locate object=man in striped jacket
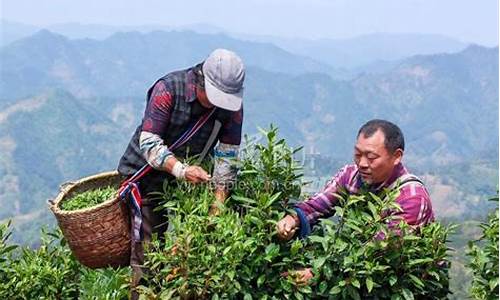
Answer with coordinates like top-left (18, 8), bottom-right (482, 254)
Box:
top-left (277, 119), bottom-right (435, 282)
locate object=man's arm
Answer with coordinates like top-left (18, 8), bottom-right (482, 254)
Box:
top-left (139, 80), bottom-right (209, 182)
top-left (210, 107), bottom-right (243, 209)
top-left (277, 165), bottom-right (355, 240)
top-left (212, 143), bottom-right (240, 200)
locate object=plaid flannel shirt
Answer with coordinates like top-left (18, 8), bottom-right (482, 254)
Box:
top-left (294, 163), bottom-right (435, 237)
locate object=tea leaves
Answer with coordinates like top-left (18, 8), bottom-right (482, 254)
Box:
top-left (60, 186), bottom-right (117, 211)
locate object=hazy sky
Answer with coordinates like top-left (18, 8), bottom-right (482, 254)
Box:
top-left (2, 0), bottom-right (498, 46)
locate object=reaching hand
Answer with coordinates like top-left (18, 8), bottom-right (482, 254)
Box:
top-left (184, 166), bottom-right (211, 183)
top-left (276, 214), bottom-right (299, 241)
top-left (281, 268), bottom-right (314, 285)
top-left (209, 188), bottom-right (228, 216)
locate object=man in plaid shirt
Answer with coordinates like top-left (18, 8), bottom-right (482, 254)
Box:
top-left (277, 119), bottom-right (435, 283)
top-left (118, 49), bottom-right (245, 299)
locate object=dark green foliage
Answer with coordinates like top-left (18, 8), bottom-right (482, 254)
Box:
top-left (0, 222), bottom-right (129, 299)
top-left (235, 125), bottom-right (303, 202)
top-left (467, 195), bottom-right (499, 300)
top-left (60, 185), bottom-right (117, 211)
top-left (0, 221), bottom-right (18, 286)
top-left (78, 267), bottom-right (130, 300)
top-left (0, 227), bottom-right (81, 299)
top-left (307, 189), bottom-right (454, 299)
top-left (139, 185), bottom-right (251, 299)
top-left (446, 220), bottom-right (481, 299)
top-left (139, 127), bottom-right (308, 299)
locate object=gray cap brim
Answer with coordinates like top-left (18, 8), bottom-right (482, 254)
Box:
top-left (204, 78), bottom-right (243, 111)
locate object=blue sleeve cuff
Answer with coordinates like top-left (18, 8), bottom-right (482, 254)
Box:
top-left (294, 208), bottom-right (311, 238)
top-left (214, 148), bottom-right (237, 158)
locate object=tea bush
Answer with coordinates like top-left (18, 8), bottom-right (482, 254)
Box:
top-left (0, 222), bottom-right (129, 299)
top-left (138, 126), bottom-right (453, 299)
top-left (0, 221), bottom-right (18, 293)
top-left (467, 195), bottom-right (499, 300)
top-left (0, 226), bottom-right (81, 299)
top-left (78, 267), bottom-right (130, 300)
top-left (305, 189), bottom-right (453, 300)
top-left (139, 127), bottom-right (309, 299)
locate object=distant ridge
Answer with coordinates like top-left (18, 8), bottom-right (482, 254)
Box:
top-left (239, 32), bottom-right (470, 68)
top-left (0, 29), bottom-right (337, 100)
top-left (2, 19), bottom-right (479, 70)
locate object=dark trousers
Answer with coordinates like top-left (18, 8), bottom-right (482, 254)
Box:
top-left (129, 175), bottom-right (171, 299)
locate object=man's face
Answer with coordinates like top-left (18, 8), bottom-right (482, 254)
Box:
top-left (354, 129), bottom-right (402, 185)
top-left (196, 85), bottom-right (214, 109)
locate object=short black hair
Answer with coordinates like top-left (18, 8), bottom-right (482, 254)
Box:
top-left (357, 119), bottom-right (405, 153)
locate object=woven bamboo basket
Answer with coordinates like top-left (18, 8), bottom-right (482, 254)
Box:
top-left (49, 171), bottom-right (131, 269)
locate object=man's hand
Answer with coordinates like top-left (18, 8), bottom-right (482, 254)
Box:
top-left (276, 214), bottom-right (300, 241)
top-left (166, 157), bottom-right (210, 183)
top-left (209, 188), bottom-right (228, 216)
top-left (281, 268), bottom-right (314, 285)
top-left (184, 166), bottom-right (211, 183)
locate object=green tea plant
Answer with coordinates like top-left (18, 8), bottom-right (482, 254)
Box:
top-left (0, 221), bottom-right (17, 290)
top-left (0, 226), bottom-right (81, 299)
top-left (78, 267), bottom-right (130, 300)
top-left (229, 126), bottom-right (310, 299)
top-left (61, 185), bottom-right (117, 211)
top-left (306, 187), bottom-right (454, 300)
top-left (138, 126), bottom-right (310, 299)
top-left (467, 194), bottom-right (499, 300)
top-left (138, 184), bottom-right (249, 299)
top-left (0, 221), bottom-right (129, 299)
top-left (235, 125), bottom-right (303, 202)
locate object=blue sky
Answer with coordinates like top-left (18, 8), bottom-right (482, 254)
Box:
top-left (2, 0), bottom-right (498, 46)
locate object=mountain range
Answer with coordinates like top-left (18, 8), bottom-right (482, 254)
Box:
top-left (0, 29), bottom-right (497, 244)
top-left (2, 19), bottom-right (472, 69)
top-left (235, 32), bottom-right (469, 68)
top-left (0, 29), bottom-right (337, 102)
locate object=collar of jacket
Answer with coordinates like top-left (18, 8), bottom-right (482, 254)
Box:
top-left (184, 69), bottom-right (198, 103)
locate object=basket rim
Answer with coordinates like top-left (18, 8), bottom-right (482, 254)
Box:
top-left (49, 170), bottom-right (123, 216)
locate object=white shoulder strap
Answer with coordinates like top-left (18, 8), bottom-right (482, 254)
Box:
top-left (388, 174), bottom-right (424, 191)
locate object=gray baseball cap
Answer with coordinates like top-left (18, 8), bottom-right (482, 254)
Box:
top-left (202, 49), bottom-right (245, 111)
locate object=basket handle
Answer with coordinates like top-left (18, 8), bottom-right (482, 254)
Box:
top-left (60, 181), bottom-right (75, 192)
top-left (47, 198), bottom-right (59, 211)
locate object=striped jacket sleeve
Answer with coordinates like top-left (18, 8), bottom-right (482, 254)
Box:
top-left (294, 165), bottom-right (353, 237)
